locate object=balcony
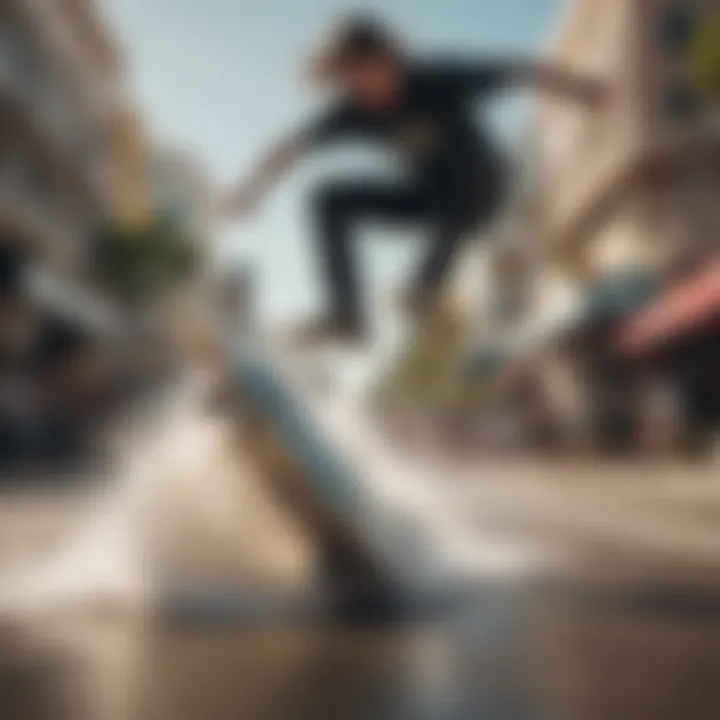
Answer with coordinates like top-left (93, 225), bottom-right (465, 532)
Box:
top-left (20, 0), bottom-right (118, 109)
top-left (0, 18), bottom-right (115, 213)
top-left (0, 173), bottom-right (54, 248)
top-left (0, 165), bottom-right (99, 277)
top-left (26, 263), bottom-right (118, 333)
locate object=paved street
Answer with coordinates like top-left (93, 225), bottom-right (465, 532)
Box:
top-left (1, 457), bottom-right (720, 719)
top-left (452, 461), bottom-right (720, 595)
top-left (1, 457), bottom-right (719, 601)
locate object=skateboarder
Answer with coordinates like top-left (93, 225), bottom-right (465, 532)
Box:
top-left (222, 15), bottom-right (607, 344)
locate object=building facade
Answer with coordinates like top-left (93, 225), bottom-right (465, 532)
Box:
top-left (531, 0), bottom-right (720, 455)
top-left (539, 0), bottom-right (719, 282)
top-left (0, 0), bottom-right (124, 277)
top-left (0, 0), bottom-right (132, 472)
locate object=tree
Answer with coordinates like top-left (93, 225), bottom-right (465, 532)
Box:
top-left (94, 213), bottom-right (201, 307)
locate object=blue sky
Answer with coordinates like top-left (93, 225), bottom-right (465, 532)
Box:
top-left (102, 0), bottom-right (560, 320)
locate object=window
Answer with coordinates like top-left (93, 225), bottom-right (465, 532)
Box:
top-left (10, 28), bottom-right (38, 87)
top-left (0, 24), bottom-right (30, 87)
top-left (663, 81), bottom-right (701, 119)
top-left (660, 6), bottom-right (696, 55)
top-left (0, 25), bottom-right (12, 80)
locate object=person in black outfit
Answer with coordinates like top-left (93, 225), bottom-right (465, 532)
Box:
top-left (223, 15), bottom-right (607, 343)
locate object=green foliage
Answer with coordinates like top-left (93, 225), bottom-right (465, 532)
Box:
top-left (95, 213), bottom-right (201, 305)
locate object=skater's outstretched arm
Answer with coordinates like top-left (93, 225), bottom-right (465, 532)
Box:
top-left (512, 60), bottom-right (608, 106)
top-left (222, 132), bottom-right (310, 219)
top-left (436, 58), bottom-right (608, 107)
top-left (222, 103), bottom-right (364, 219)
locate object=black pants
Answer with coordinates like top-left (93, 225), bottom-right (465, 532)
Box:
top-left (312, 179), bottom-right (498, 325)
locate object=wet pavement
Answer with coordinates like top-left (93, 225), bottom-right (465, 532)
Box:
top-left (2, 457), bottom-right (720, 719)
top-left (1, 579), bottom-right (720, 720)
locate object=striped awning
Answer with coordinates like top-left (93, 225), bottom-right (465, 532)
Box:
top-left (617, 259), bottom-right (720, 355)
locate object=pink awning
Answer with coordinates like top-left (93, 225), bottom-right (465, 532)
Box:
top-left (617, 259), bottom-right (720, 355)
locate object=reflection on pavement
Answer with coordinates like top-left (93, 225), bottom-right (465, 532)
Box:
top-left (2, 582), bottom-right (720, 720)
